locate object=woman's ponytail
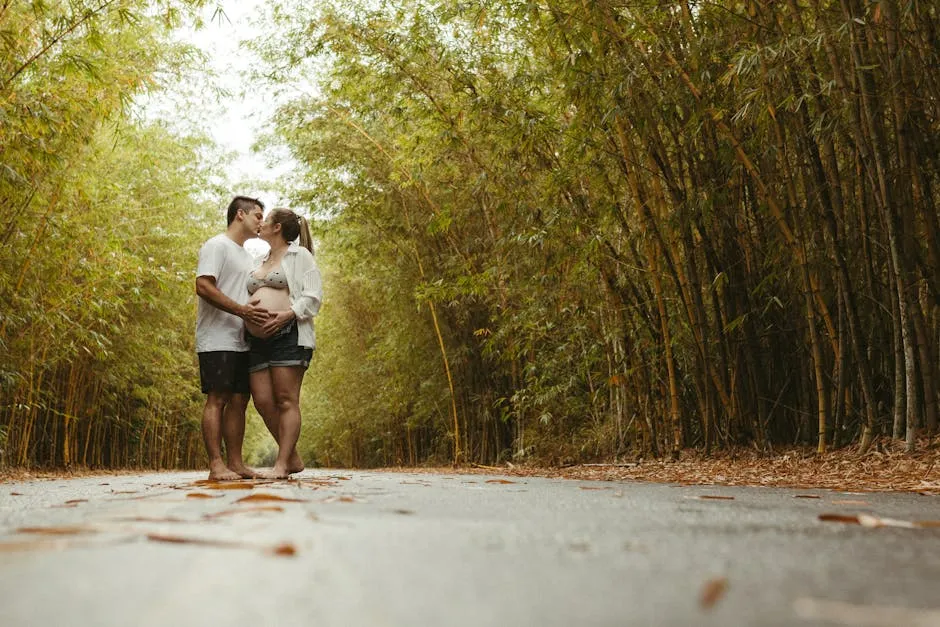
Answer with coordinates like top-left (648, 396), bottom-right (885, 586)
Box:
top-left (297, 214), bottom-right (313, 254)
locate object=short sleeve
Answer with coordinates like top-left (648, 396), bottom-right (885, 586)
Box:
top-left (196, 238), bottom-right (224, 280)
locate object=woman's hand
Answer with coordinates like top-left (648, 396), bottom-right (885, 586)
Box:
top-left (241, 298), bottom-right (272, 325)
top-left (260, 309), bottom-right (295, 336)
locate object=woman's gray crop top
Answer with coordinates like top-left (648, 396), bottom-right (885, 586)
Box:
top-left (247, 267), bottom-right (288, 295)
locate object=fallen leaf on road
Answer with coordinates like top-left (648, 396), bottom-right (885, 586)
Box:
top-left (321, 495), bottom-right (360, 503)
top-left (794, 494), bottom-right (821, 499)
top-left (832, 499), bottom-right (870, 505)
top-left (271, 543), bottom-right (296, 557)
top-left (205, 506), bottom-right (285, 519)
top-left (793, 597), bottom-right (940, 626)
top-left (113, 516), bottom-right (188, 524)
top-left (53, 499), bottom-right (88, 508)
top-left (10, 492), bottom-right (23, 496)
top-left (818, 513), bottom-right (861, 524)
top-left (234, 493), bottom-right (307, 504)
top-left (699, 495), bottom-right (735, 500)
top-left (819, 513), bottom-right (940, 529)
top-left (699, 577), bottom-right (728, 609)
top-left (146, 533), bottom-right (296, 558)
top-left (579, 486), bottom-right (609, 490)
top-left (392, 509), bottom-right (415, 515)
top-left (485, 479), bottom-right (516, 484)
top-left (16, 526), bottom-right (95, 536)
top-left (186, 492), bottom-right (219, 499)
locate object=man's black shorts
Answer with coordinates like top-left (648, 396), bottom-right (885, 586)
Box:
top-left (198, 351), bottom-right (251, 395)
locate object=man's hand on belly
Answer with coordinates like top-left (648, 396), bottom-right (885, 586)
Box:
top-left (241, 299), bottom-right (272, 325)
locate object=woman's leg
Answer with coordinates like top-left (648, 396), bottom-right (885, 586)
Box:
top-left (267, 365), bottom-right (306, 478)
top-left (250, 368), bottom-right (278, 441)
top-left (251, 367), bottom-right (304, 474)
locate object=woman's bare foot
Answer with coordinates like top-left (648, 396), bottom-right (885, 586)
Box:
top-left (260, 465), bottom-right (292, 480)
top-left (208, 460), bottom-right (241, 481)
top-left (288, 451), bottom-right (304, 475)
top-left (228, 463), bottom-right (260, 479)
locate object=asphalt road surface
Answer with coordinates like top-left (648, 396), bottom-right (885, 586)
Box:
top-left (1, 470), bottom-right (939, 627)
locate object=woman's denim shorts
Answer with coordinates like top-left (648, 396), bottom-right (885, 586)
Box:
top-left (247, 320), bottom-right (313, 373)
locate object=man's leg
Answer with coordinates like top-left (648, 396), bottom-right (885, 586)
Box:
top-left (202, 391), bottom-right (240, 481)
top-left (223, 393), bottom-right (258, 478)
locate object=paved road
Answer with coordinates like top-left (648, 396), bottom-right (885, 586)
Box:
top-left (1, 470), bottom-right (939, 627)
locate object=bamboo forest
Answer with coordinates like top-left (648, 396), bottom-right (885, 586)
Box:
top-left (2, 0), bottom-right (939, 472)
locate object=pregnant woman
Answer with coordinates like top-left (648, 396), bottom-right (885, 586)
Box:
top-left (245, 208), bottom-right (323, 479)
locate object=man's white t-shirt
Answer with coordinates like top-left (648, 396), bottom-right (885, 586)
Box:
top-left (195, 234), bottom-right (254, 353)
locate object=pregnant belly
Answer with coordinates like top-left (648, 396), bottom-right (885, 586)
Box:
top-left (246, 287), bottom-right (292, 338)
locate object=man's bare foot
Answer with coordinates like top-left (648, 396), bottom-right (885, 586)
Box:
top-left (228, 463), bottom-right (260, 479)
top-left (208, 460), bottom-right (241, 481)
top-left (288, 451), bottom-right (304, 475)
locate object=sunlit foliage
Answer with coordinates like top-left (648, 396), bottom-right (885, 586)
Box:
top-left (255, 0), bottom-right (940, 465)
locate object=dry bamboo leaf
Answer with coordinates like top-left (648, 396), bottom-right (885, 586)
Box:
top-left (794, 494), bottom-right (821, 499)
top-left (10, 492), bottom-right (23, 496)
top-left (52, 499), bottom-right (88, 508)
top-left (145, 533), bottom-right (295, 558)
top-left (270, 543), bottom-right (297, 557)
top-left (485, 479), bottom-right (516, 484)
top-left (699, 577), bottom-right (728, 609)
top-left (322, 495), bottom-right (360, 503)
top-left (699, 495), bottom-right (735, 500)
top-left (114, 516), bottom-right (188, 524)
top-left (186, 492), bottom-right (219, 499)
top-left (819, 513), bottom-right (861, 524)
top-left (392, 509), bottom-right (415, 515)
top-left (820, 513), bottom-right (938, 529)
top-left (16, 526), bottom-right (95, 536)
top-left (147, 533), bottom-right (226, 546)
top-left (857, 514), bottom-right (916, 529)
top-left (234, 493), bottom-right (307, 504)
top-left (205, 506), bottom-right (285, 519)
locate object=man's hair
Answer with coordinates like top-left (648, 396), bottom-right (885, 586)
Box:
top-left (226, 196), bottom-right (265, 226)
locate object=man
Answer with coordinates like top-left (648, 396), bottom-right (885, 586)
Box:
top-left (195, 196), bottom-right (270, 480)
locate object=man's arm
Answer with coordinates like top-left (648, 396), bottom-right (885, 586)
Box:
top-left (195, 276), bottom-right (270, 325)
